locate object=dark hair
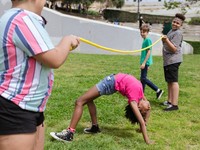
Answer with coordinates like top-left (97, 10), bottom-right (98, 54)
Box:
top-left (175, 13), bottom-right (186, 21)
top-left (125, 105), bottom-right (139, 124)
top-left (125, 104), bottom-right (147, 124)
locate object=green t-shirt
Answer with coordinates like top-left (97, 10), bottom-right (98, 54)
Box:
top-left (140, 37), bottom-right (153, 66)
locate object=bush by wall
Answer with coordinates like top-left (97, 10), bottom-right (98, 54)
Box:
top-left (103, 9), bottom-right (138, 22)
top-left (185, 41), bottom-right (200, 54)
top-left (188, 17), bottom-right (200, 25)
top-left (103, 9), bottom-right (174, 24)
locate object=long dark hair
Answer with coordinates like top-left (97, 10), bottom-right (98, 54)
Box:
top-left (125, 104), bottom-right (138, 124)
top-left (125, 104), bottom-right (145, 124)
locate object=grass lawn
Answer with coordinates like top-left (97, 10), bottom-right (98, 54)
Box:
top-left (45, 53), bottom-right (200, 150)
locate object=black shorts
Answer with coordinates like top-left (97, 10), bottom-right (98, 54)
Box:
top-left (164, 63), bottom-right (181, 83)
top-left (0, 96), bottom-right (44, 135)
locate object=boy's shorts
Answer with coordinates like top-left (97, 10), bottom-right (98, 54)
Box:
top-left (96, 74), bottom-right (117, 95)
top-left (164, 63), bottom-right (181, 83)
top-left (0, 96), bottom-right (44, 135)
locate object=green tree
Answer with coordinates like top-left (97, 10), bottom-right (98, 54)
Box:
top-left (62, 0), bottom-right (124, 9)
top-left (111, 0), bottom-right (124, 8)
top-left (48, 0), bottom-right (125, 12)
top-left (164, 0), bottom-right (197, 15)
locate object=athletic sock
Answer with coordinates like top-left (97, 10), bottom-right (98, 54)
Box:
top-left (68, 127), bottom-right (75, 133)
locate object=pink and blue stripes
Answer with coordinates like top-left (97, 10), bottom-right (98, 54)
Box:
top-left (0, 9), bottom-right (54, 112)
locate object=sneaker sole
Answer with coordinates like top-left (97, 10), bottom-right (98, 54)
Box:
top-left (50, 132), bottom-right (71, 142)
top-left (157, 91), bottom-right (164, 100)
top-left (163, 108), bottom-right (179, 111)
top-left (83, 129), bottom-right (100, 134)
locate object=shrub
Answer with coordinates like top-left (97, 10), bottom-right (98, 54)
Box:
top-left (188, 17), bottom-right (200, 25)
top-left (185, 40), bottom-right (200, 54)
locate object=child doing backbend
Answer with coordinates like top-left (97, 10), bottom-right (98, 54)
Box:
top-left (50, 73), bottom-right (154, 144)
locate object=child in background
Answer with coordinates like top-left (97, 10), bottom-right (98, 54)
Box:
top-left (139, 24), bottom-right (164, 99)
top-left (0, 0), bottom-right (80, 150)
top-left (162, 13), bottom-right (186, 111)
top-left (50, 73), bottom-right (154, 145)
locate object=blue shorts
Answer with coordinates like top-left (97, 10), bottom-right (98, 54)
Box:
top-left (96, 74), bottom-right (117, 95)
top-left (0, 96), bottom-right (44, 135)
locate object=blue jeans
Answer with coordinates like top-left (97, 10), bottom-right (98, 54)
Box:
top-left (140, 65), bottom-right (158, 92)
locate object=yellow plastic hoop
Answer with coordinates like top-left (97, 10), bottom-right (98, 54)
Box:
top-left (80, 36), bottom-right (163, 54)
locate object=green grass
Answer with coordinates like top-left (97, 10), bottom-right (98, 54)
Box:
top-left (45, 53), bottom-right (200, 150)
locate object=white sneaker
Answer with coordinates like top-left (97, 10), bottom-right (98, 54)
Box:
top-left (50, 129), bottom-right (74, 142)
top-left (162, 101), bottom-right (171, 106)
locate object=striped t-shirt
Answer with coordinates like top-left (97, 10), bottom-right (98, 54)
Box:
top-left (0, 8), bottom-right (54, 112)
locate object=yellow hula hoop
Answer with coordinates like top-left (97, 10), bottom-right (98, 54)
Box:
top-left (80, 36), bottom-right (163, 54)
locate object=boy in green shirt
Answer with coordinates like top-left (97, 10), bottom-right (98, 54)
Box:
top-left (140, 24), bottom-right (164, 99)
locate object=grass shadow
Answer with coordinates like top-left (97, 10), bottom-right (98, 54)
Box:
top-left (75, 124), bottom-right (138, 139)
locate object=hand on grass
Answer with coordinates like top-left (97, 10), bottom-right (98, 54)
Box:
top-left (146, 140), bottom-right (155, 145)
